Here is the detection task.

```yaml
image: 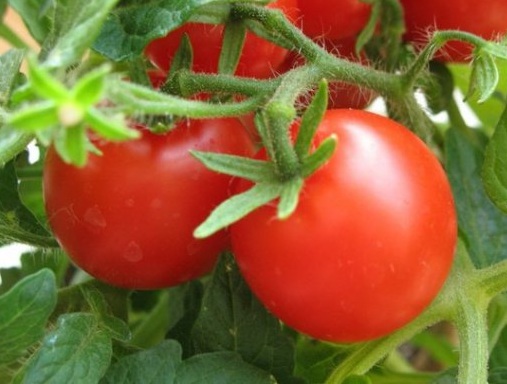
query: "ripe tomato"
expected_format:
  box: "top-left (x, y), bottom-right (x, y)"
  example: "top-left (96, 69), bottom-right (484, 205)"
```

top-left (145, 0), bottom-right (299, 79)
top-left (230, 109), bottom-right (457, 342)
top-left (297, 0), bottom-right (372, 41)
top-left (43, 119), bottom-right (254, 290)
top-left (401, 0), bottom-right (507, 62)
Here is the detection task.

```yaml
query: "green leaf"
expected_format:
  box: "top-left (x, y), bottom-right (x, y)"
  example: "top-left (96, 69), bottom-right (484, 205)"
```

top-left (0, 48), bottom-right (24, 106)
top-left (93, 0), bottom-right (223, 61)
top-left (54, 124), bottom-right (88, 166)
top-left (42, 0), bottom-right (119, 68)
top-left (8, 0), bottom-right (53, 43)
top-left (294, 79), bottom-right (328, 158)
top-left (192, 151), bottom-right (276, 183)
top-left (490, 368), bottom-right (507, 384)
top-left (26, 56), bottom-right (68, 100)
top-left (301, 135), bottom-right (337, 177)
top-left (277, 178), bottom-right (303, 219)
top-left (7, 100), bottom-right (59, 131)
top-left (24, 313), bottom-right (113, 384)
top-left (0, 161), bottom-right (56, 247)
top-left (194, 182), bottom-right (282, 238)
top-left (0, 269), bottom-right (57, 365)
top-left (191, 253), bottom-right (297, 383)
top-left (0, 126), bottom-right (34, 167)
top-left (445, 127), bottom-right (507, 267)
top-left (467, 52), bottom-right (499, 103)
top-left (71, 65), bottom-right (110, 107)
top-left (101, 340), bottom-right (182, 383)
top-left (85, 108), bottom-right (140, 141)
top-left (178, 351), bottom-right (276, 383)
top-left (219, 21), bottom-right (247, 75)
top-left (483, 105), bottom-right (507, 214)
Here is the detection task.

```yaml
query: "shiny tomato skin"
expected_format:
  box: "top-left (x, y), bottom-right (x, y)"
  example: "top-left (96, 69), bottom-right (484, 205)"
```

top-left (145, 0), bottom-right (299, 79)
top-left (43, 119), bottom-right (254, 290)
top-left (297, 0), bottom-right (372, 41)
top-left (230, 109), bottom-right (457, 342)
top-left (401, 0), bottom-right (507, 62)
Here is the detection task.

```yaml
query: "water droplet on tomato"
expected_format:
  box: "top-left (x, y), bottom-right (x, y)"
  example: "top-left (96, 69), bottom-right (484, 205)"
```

top-left (124, 241), bottom-right (143, 262)
top-left (84, 206), bottom-right (106, 230)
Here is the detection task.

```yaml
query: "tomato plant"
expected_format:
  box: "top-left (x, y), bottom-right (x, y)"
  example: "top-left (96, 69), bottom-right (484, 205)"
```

top-left (4, 1), bottom-right (507, 383)
top-left (230, 109), bottom-right (457, 342)
top-left (297, 0), bottom-right (372, 41)
top-left (43, 120), bottom-right (254, 289)
top-left (401, 0), bottom-right (507, 62)
top-left (145, 0), bottom-right (299, 79)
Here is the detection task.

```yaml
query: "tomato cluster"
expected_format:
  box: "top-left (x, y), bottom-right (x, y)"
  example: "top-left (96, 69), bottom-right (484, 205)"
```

top-left (43, 0), bottom-right (463, 343)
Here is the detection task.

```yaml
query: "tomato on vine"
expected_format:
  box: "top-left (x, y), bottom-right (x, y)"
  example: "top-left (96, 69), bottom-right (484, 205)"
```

top-left (43, 119), bottom-right (254, 290)
top-left (401, 0), bottom-right (507, 62)
top-left (145, 0), bottom-right (299, 79)
top-left (230, 109), bottom-right (457, 342)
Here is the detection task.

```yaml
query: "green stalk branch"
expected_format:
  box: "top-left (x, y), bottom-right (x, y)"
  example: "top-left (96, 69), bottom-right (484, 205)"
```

top-left (0, 23), bottom-right (30, 49)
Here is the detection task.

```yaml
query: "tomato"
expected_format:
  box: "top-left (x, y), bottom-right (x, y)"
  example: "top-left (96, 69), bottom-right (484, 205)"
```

top-left (401, 0), bottom-right (507, 62)
top-left (145, 0), bottom-right (299, 79)
top-left (297, 0), bottom-right (372, 41)
top-left (278, 37), bottom-right (375, 109)
top-left (230, 109), bottom-right (457, 342)
top-left (43, 119), bottom-right (254, 290)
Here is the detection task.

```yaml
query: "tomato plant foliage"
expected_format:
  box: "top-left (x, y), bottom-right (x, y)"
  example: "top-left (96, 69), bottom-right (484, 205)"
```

top-left (1, 0), bottom-right (507, 383)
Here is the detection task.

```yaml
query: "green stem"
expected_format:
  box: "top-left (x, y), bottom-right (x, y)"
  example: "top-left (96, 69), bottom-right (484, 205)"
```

top-left (0, 23), bottom-right (29, 49)
top-left (452, 294), bottom-right (489, 384)
top-left (324, 300), bottom-right (448, 383)
top-left (169, 70), bottom-right (280, 97)
top-left (130, 291), bottom-right (170, 348)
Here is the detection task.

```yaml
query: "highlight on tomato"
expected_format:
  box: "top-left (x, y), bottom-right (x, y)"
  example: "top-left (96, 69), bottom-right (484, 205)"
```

top-left (43, 119), bottom-right (255, 290)
top-left (230, 109), bottom-right (457, 343)
top-left (400, 0), bottom-right (507, 62)
top-left (145, 0), bottom-right (299, 79)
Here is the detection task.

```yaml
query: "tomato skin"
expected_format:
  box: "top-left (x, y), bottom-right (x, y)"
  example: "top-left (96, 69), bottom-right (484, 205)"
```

top-left (297, 0), bottom-right (372, 41)
top-left (230, 109), bottom-right (456, 342)
top-left (401, 0), bottom-right (507, 62)
top-left (43, 119), bottom-right (254, 290)
top-left (145, 0), bottom-right (299, 79)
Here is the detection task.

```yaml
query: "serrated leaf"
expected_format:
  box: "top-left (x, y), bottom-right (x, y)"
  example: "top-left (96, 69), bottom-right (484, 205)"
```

top-left (178, 351), bottom-right (276, 384)
top-left (192, 151), bottom-right (275, 183)
top-left (483, 105), bottom-right (507, 213)
top-left (191, 253), bottom-right (296, 383)
top-left (0, 269), bottom-right (57, 365)
top-left (0, 161), bottom-right (56, 247)
top-left (93, 0), bottom-right (223, 62)
top-left (468, 52), bottom-right (499, 103)
top-left (100, 339), bottom-right (182, 383)
top-left (445, 127), bottom-right (507, 267)
top-left (194, 182), bottom-right (282, 238)
top-left (42, 0), bottom-right (119, 68)
top-left (24, 313), bottom-right (113, 384)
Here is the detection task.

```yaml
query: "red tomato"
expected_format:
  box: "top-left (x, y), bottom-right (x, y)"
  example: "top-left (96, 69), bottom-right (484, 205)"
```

top-left (401, 0), bottom-right (507, 62)
top-left (230, 109), bottom-right (457, 342)
top-left (297, 0), bottom-right (372, 41)
top-left (145, 0), bottom-right (299, 79)
top-left (43, 119), bottom-right (254, 290)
